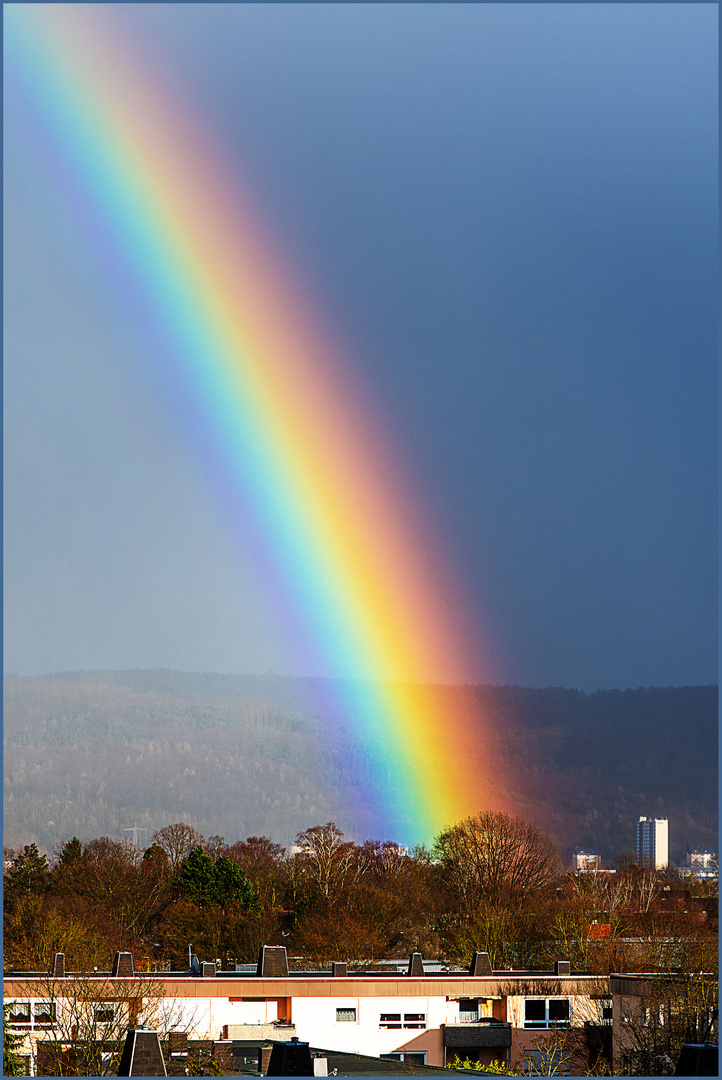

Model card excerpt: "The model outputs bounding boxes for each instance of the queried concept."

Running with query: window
[8,1001,56,1031]
[380,1013,402,1029]
[380,1012,426,1028]
[523,998,570,1029]
[641,1005,665,1028]
[524,1049,571,1075]
[601,999,613,1023]
[336,1008,356,1023]
[459,998,479,1022]
[34,1002,57,1028]
[381,1053,428,1065]
[549,999,570,1025]
[93,1005,116,1024]
[8,1002,31,1028]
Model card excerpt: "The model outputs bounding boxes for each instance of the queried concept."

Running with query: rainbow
[5,5,508,845]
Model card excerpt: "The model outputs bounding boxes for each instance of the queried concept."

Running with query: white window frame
[380,1012,402,1029]
[380,1052,428,1065]
[641,1004,665,1028]
[33,1001,57,1029]
[379,1011,426,1030]
[8,1001,32,1028]
[459,998,480,1022]
[93,1004,117,1025]
[7,1000,57,1031]
[523,997,570,1029]
[335,1007,357,1023]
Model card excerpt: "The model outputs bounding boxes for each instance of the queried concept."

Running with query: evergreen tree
[3,1003,25,1076]
[143,842,171,868]
[178,847,216,907]
[58,836,83,866]
[5,843,49,898]
[178,847,260,909]
[211,856,260,910]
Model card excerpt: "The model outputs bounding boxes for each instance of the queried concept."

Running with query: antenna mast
[123,826,148,847]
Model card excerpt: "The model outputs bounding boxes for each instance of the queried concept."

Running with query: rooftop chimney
[469,951,493,976]
[407,952,424,977]
[111,952,135,978]
[117,1028,166,1076]
[51,952,66,979]
[256,945,289,977]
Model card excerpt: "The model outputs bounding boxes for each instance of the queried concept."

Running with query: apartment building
[4,948,612,1074]
[571,848,601,872]
[684,846,718,880]
[636,817,669,869]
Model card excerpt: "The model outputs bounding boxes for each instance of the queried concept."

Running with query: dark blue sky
[4,4,717,688]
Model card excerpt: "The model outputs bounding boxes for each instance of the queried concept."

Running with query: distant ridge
[4,670,717,860]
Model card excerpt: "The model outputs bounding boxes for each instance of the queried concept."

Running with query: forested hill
[3,671,717,862]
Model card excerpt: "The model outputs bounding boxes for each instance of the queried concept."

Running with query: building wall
[506,991,609,1069]
[4,973,609,1072]
[572,852,600,872]
[653,819,669,867]
[291,995,445,1061]
[687,849,716,868]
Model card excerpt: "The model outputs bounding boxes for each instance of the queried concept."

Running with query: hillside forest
[3,671,717,862]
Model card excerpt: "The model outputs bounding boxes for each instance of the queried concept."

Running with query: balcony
[222,1023,296,1041]
[444,1019,512,1049]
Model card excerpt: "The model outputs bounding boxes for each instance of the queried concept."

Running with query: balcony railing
[444,1020,512,1049]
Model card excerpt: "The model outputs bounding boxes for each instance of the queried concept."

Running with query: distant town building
[572,847,601,872]
[684,846,718,880]
[636,817,668,869]
[685,846,716,869]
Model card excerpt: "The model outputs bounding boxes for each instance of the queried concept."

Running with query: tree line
[4,812,716,977]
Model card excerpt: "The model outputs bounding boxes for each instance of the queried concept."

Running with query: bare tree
[7,970,198,1076]
[361,840,409,880]
[224,836,287,911]
[151,823,205,871]
[203,835,226,861]
[83,837,143,868]
[614,971,718,1076]
[291,823,365,901]
[447,1027,605,1077]
[434,811,562,909]
[225,836,285,869]
[519,1026,613,1077]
